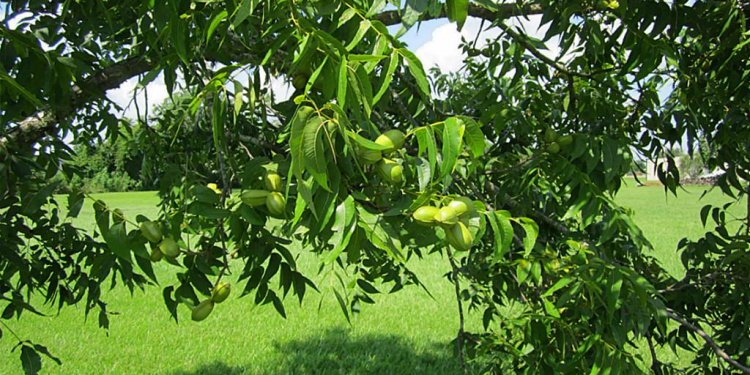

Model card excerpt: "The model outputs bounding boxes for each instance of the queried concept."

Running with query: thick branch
[374,3,544,26]
[0,56,154,149]
[666,309,750,374]
[2,2,547,150]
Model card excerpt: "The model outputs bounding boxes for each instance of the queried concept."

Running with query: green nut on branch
[191,299,215,322]
[149,247,163,262]
[445,221,474,252]
[266,192,286,217]
[358,148,382,165]
[378,159,403,184]
[446,199,470,217]
[241,190,270,207]
[544,129,559,143]
[412,206,440,226]
[211,281,231,304]
[264,172,283,192]
[375,129,406,153]
[557,134,573,147]
[434,206,460,226]
[139,221,163,243]
[547,142,561,154]
[158,237,180,258]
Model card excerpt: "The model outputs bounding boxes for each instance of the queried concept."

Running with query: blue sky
[0,5,584,119]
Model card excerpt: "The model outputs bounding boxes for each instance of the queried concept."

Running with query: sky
[0,5,586,121]
[106,13,561,120]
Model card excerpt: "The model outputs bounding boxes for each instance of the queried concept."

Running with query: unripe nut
[211,282,231,303]
[241,190,270,207]
[378,159,403,184]
[149,247,163,262]
[547,142,561,154]
[557,135,573,147]
[375,130,406,153]
[266,192,286,217]
[158,237,180,258]
[412,206,440,225]
[140,221,163,243]
[358,149,382,165]
[447,200,469,217]
[191,299,214,322]
[264,173,283,192]
[445,222,474,251]
[544,129,559,143]
[434,206,460,226]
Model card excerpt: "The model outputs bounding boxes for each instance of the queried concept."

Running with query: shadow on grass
[171,328,460,375]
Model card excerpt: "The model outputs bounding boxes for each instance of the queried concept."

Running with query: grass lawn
[0,183,744,374]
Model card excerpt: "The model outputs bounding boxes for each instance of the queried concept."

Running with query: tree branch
[373,3,544,26]
[0,56,154,149]
[1,2,547,150]
[666,308,750,374]
[446,248,467,375]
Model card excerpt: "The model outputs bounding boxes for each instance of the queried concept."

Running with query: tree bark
[374,3,544,26]
[666,309,750,374]
[0,57,153,149]
[1,3,545,150]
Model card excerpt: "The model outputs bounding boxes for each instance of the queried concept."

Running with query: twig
[446,247,467,375]
[646,332,663,374]
[497,22,611,79]
[666,308,750,374]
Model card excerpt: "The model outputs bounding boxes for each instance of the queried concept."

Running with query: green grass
[0,183,745,374]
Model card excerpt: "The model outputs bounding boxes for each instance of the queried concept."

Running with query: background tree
[1,1,749,374]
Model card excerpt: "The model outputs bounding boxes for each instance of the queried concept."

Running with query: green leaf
[302,115,330,191]
[415,158,432,191]
[346,19,370,51]
[326,196,357,263]
[305,56,329,94]
[337,8,357,28]
[349,65,373,118]
[357,207,404,261]
[337,56,348,109]
[232,0,257,29]
[332,288,351,324]
[446,0,468,30]
[20,345,41,375]
[171,17,188,65]
[0,71,43,108]
[542,277,574,298]
[31,344,61,365]
[518,217,538,257]
[346,130,389,150]
[459,116,486,158]
[497,211,514,256]
[487,210,513,261]
[606,271,623,320]
[348,54,387,62]
[373,51,399,105]
[398,48,430,97]
[289,106,316,181]
[441,117,465,178]
[402,0,428,28]
[188,202,229,219]
[543,298,560,318]
[233,80,244,118]
[106,222,132,261]
[206,10,228,43]
[415,126,437,177]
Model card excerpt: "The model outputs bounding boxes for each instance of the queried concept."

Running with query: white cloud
[415,15,567,74]
[107,74,169,121]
